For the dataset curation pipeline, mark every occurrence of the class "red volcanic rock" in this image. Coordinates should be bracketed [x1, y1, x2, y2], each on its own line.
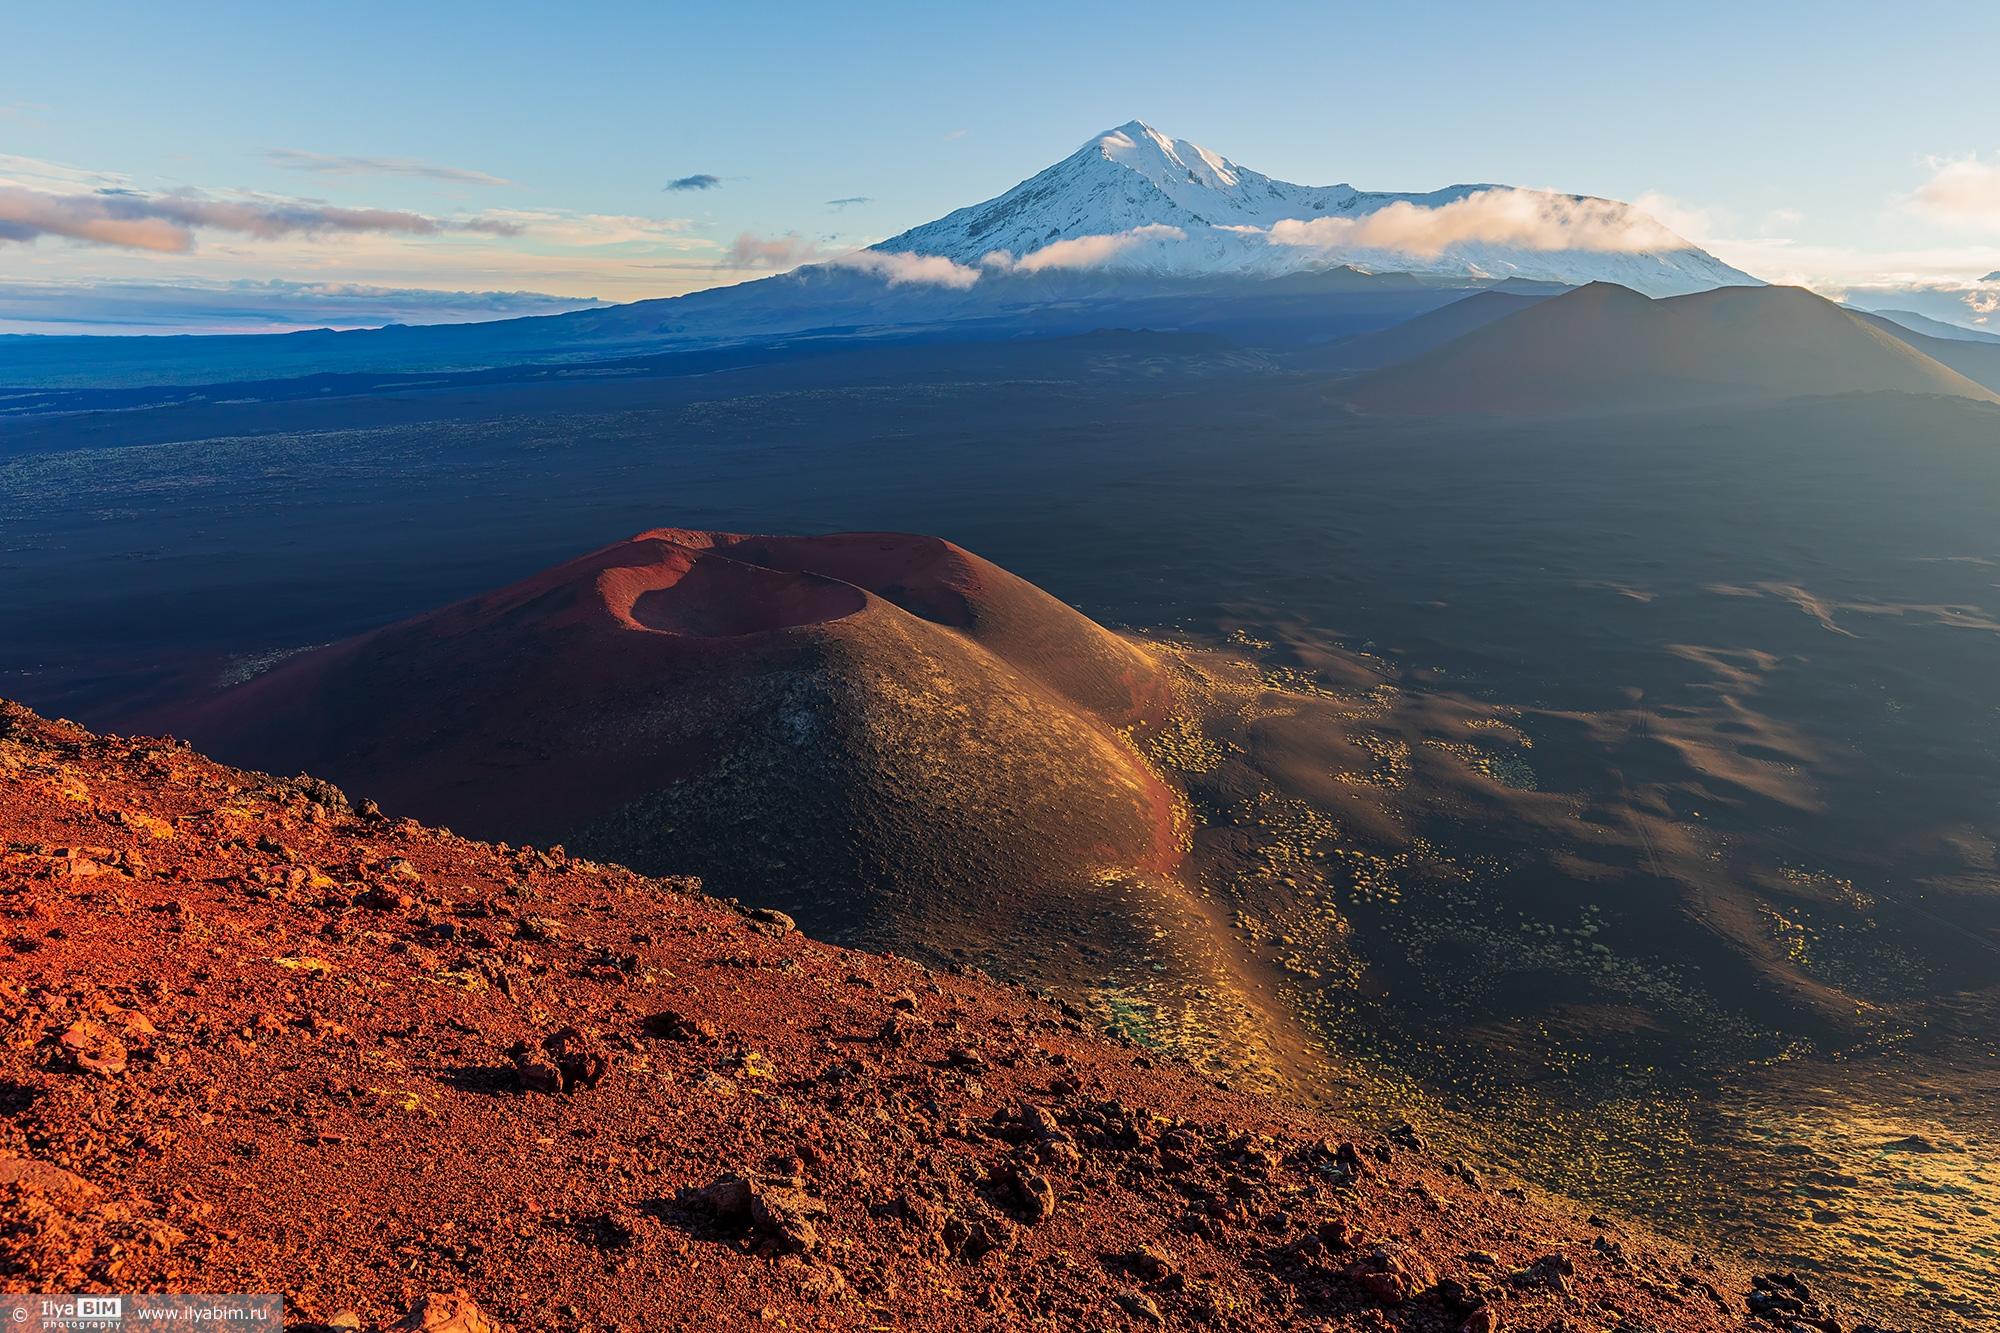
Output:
[0, 701, 1881, 1331]
[56, 1018, 128, 1077]
[152, 530, 1184, 961]
[394, 1292, 505, 1333]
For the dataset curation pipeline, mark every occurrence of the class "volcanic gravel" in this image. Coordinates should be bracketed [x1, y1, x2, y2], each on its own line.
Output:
[0, 702, 1891, 1332]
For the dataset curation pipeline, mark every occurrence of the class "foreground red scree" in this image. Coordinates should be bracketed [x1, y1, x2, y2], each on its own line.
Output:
[0, 702, 1889, 1332]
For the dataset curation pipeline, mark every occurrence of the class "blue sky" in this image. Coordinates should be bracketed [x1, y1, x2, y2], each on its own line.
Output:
[4, 0, 1999, 331]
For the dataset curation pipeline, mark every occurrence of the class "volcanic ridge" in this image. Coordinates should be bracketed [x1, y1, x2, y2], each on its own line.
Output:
[0, 701, 1898, 1331]
[154, 531, 1192, 974]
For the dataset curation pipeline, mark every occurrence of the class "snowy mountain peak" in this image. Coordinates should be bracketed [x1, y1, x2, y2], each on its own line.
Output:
[878, 121, 1758, 297]
[1094, 121, 1244, 191]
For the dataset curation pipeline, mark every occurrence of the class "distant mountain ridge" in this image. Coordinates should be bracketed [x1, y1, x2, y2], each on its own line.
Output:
[1866, 308, 2000, 345]
[1343, 282, 2000, 414]
[0, 121, 1763, 392]
[880, 121, 1757, 297]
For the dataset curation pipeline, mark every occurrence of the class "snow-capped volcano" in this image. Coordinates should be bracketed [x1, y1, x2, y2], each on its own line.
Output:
[878, 121, 1756, 296]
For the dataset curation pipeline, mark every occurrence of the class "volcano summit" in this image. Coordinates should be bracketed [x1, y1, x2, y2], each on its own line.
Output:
[156, 530, 1189, 968]
[878, 120, 1756, 296]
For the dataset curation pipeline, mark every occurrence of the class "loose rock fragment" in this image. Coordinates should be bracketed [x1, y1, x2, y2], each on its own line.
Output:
[1010, 1168, 1057, 1223]
[696, 1176, 754, 1221]
[1114, 1291, 1164, 1324]
[1127, 1243, 1178, 1285]
[512, 1025, 609, 1093]
[0, 1156, 102, 1203]
[750, 1185, 826, 1254]
[1346, 1244, 1437, 1305]
[57, 1018, 128, 1077]
[645, 1009, 717, 1042]
[942, 1210, 1018, 1262]
[396, 1291, 504, 1333]
[1512, 1252, 1574, 1293]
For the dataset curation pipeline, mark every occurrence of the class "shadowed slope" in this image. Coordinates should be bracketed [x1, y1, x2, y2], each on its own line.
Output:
[1343, 282, 2000, 414]
[1308, 289, 1551, 371]
[1854, 309, 2000, 393]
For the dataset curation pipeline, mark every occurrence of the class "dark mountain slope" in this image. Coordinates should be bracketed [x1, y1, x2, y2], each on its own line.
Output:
[1307, 290, 1552, 372]
[1855, 309, 2000, 392]
[1343, 282, 2000, 414]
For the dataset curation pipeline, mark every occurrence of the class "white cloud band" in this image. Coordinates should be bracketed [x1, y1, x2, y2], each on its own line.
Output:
[1258, 189, 1684, 257]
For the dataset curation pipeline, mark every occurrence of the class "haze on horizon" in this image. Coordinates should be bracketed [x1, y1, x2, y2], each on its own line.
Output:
[3, 0, 1999, 335]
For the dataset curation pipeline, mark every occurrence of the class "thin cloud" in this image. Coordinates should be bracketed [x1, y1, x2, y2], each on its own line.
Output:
[1909, 154, 2000, 232]
[984, 223, 1187, 273]
[944, 129, 969, 141]
[0, 183, 520, 254]
[476, 208, 706, 249]
[266, 149, 512, 187]
[0, 275, 603, 335]
[1691, 233, 2000, 292]
[721, 233, 980, 287]
[727, 231, 825, 269]
[665, 174, 722, 192]
[1261, 189, 1685, 257]
[0, 152, 126, 191]
[1631, 191, 1719, 243]
[829, 249, 980, 288]
[826, 196, 873, 209]
[1632, 192, 1805, 244]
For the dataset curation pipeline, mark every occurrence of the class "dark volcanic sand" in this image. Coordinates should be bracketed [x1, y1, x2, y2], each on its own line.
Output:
[4, 349, 1998, 1326]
